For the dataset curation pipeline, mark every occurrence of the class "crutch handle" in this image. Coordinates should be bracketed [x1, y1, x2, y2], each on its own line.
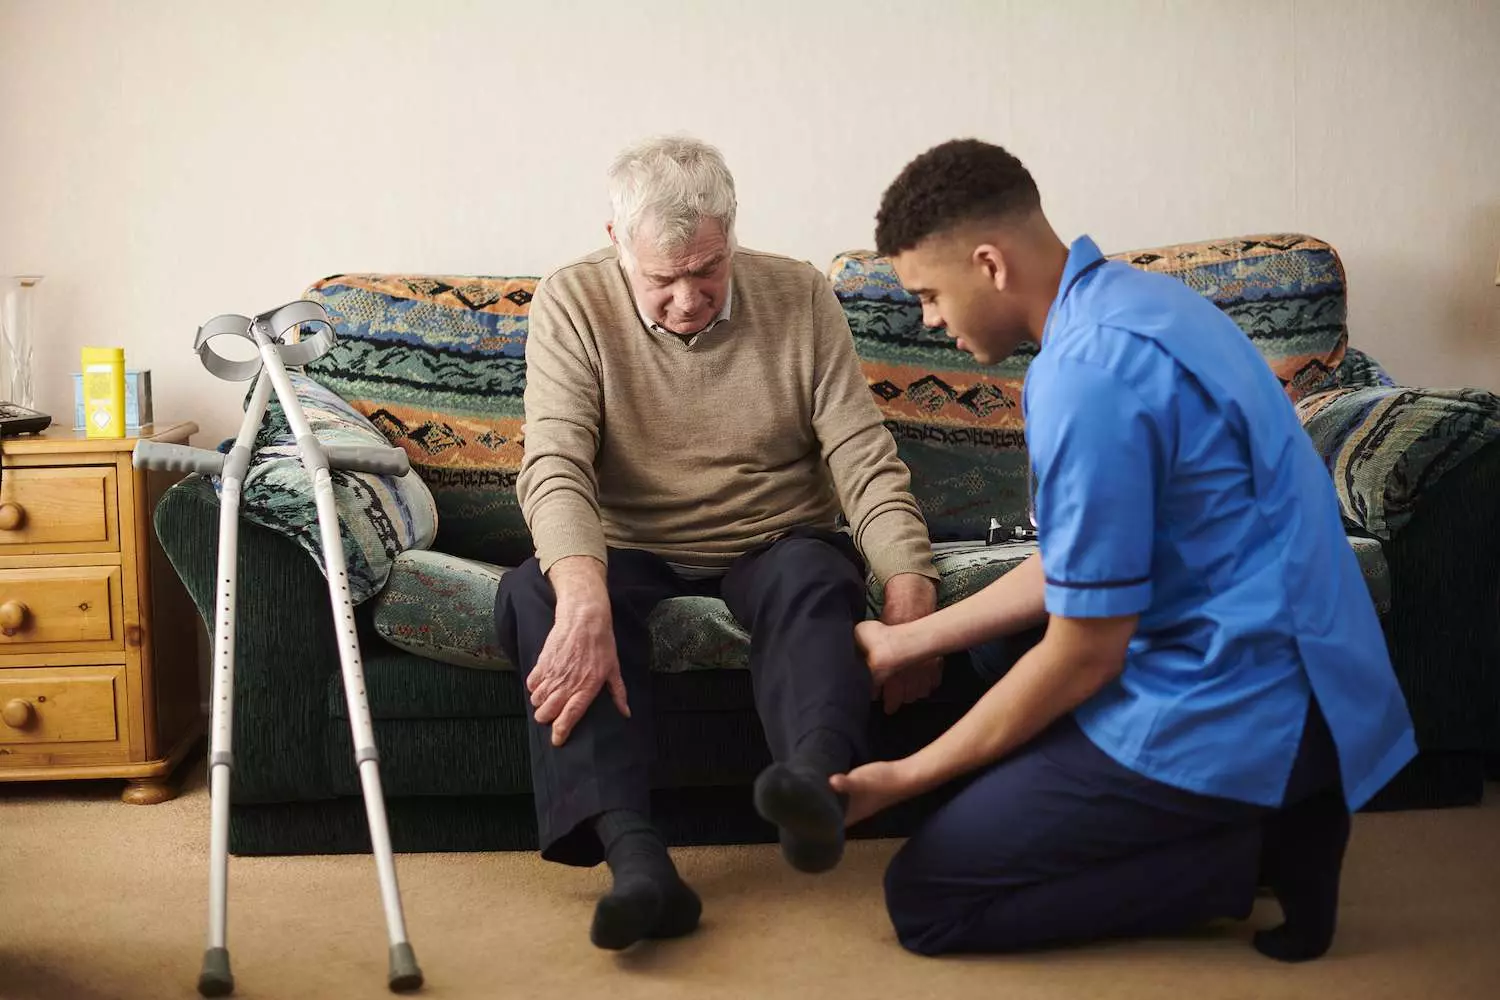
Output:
[133, 440, 228, 477]
[325, 445, 410, 478]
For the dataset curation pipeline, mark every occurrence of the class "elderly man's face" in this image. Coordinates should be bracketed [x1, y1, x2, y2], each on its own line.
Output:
[616, 218, 733, 336]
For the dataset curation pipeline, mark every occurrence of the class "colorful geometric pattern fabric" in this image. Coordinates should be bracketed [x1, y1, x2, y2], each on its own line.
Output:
[828, 233, 1417, 543]
[831, 250, 1033, 539]
[228, 371, 439, 605]
[1106, 234, 1350, 402]
[1332, 346, 1397, 390]
[1298, 385, 1500, 540]
[254, 229, 1485, 632]
[299, 274, 538, 567]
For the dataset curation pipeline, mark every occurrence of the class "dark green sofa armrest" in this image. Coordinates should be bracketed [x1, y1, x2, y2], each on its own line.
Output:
[1297, 385, 1500, 540]
[154, 475, 347, 802]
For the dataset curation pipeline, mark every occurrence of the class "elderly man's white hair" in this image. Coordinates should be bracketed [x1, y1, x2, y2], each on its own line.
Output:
[608, 135, 737, 262]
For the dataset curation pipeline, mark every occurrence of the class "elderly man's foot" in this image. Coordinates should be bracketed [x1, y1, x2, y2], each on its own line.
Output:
[590, 809, 702, 950]
[591, 875, 703, 950]
[754, 729, 855, 874]
[754, 761, 848, 873]
[756, 767, 852, 875]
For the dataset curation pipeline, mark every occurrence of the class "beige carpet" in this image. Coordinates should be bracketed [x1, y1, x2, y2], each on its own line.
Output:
[3, 770, 1498, 1000]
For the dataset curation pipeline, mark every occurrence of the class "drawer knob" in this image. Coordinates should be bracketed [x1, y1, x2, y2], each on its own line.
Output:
[0, 600, 28, 636]
[0, 502, 24, 530]
[2, 698, 34, 729]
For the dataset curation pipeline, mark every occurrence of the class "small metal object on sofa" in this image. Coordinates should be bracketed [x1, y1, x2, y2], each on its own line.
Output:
[987, 518, 1037, 545]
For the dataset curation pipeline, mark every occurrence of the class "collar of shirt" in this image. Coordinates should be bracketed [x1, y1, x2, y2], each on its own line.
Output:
[632, 277, 735, 344]
[1040, 234, 1106, 343]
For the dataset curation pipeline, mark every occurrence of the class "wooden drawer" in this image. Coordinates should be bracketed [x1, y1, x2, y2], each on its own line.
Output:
[0, 665, 124, 747]
[0, 465, 118, 554]
[0, 565, 122, 653]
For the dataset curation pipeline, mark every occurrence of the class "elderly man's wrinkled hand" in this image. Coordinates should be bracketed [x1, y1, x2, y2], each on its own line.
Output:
[872, 573, 943, 714]
[526, 610, 629, 747]
[877, 657, 944, 715]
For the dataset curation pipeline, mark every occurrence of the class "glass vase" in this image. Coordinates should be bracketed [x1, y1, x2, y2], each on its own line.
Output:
[0, 275, 42, 409]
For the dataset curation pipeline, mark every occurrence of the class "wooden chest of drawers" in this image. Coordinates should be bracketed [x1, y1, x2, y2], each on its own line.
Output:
[0, 422, 204, 803]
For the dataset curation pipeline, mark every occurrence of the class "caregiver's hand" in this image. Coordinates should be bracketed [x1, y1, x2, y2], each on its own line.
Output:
[830, 759, 919, 827]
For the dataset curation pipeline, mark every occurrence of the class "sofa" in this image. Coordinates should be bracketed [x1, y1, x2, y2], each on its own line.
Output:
[154, 234, 1500, 857]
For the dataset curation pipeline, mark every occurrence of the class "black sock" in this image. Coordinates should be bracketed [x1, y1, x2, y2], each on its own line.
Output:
[1253, 786, 1351, 962]
[589, 810, 701, 951]
[753, 729, 853, 875]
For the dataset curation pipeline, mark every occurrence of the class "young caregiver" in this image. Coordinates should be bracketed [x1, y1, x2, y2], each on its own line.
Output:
[834, 139, 1417, 962]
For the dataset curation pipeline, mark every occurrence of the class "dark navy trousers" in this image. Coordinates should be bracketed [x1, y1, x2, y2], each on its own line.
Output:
[494, 527, 872, 867]
[883, 638, 1343, 956]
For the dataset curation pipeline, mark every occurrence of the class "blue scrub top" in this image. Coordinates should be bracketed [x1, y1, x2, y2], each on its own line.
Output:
[1025, 235, 1416, 810]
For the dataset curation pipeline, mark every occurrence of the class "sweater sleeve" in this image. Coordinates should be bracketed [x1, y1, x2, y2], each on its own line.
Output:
[808, 273, 937, 584]
[515, 276, 609, 572]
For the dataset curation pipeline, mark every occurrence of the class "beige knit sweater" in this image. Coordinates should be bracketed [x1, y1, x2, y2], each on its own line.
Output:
[516, 246, 935, 584]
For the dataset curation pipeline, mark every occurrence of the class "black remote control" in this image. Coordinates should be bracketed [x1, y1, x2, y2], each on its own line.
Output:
[0, 402, 53, 436]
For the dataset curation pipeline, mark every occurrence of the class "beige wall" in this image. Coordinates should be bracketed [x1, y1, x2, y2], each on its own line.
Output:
[2, 0, 1497, 448]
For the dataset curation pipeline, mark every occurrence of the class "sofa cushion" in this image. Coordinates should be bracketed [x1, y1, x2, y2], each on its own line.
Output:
[1298, 385, 1500, 540]
[866, 539, 1037, 611]
[301, 274, 537, 567]
[365, 549, 770, 673]
[371, 534, 1389, 672]
[231, 371, 439, 604]
[367, 550, 510, 669]
[370, 541, 1042, 673]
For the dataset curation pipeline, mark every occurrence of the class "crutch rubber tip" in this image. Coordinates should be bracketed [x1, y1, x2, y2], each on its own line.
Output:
[197, 948, 234, 997]
[388, 943, 423, 993]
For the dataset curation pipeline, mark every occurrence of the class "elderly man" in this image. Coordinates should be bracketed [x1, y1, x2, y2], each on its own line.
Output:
[494, 135, 940, 950]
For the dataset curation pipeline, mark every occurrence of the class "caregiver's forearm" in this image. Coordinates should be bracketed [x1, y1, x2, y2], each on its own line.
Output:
[888, 551, 1048, 666]
[894, 615, 1131, 796]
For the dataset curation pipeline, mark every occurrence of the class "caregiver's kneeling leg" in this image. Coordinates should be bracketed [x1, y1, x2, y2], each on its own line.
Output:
[883, 716, 1266, 956]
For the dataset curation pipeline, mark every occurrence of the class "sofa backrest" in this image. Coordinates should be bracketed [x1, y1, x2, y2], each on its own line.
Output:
[830, 233, 1351, 538]
[301, 233, 1352, 553]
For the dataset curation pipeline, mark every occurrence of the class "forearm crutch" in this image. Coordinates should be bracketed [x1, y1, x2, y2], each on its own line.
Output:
[133, 301, 422, 997]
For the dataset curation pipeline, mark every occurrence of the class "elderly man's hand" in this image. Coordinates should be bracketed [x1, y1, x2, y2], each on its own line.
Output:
[526, 599, 630, 747]
[872, 573, 942, 714]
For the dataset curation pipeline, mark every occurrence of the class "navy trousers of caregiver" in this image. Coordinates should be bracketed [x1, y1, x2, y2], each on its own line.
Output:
[883, 640, 1344, 957]
[494, 527, 871, 865]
